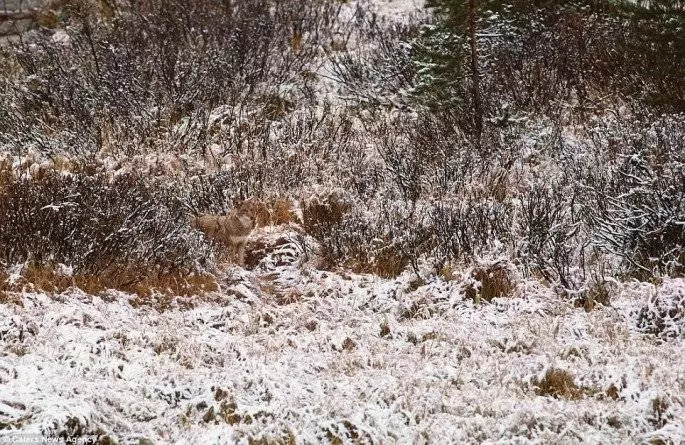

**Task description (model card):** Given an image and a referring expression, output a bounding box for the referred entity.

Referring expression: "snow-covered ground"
[1,228,683,444]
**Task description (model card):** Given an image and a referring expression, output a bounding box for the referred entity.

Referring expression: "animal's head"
[235,197,269,227]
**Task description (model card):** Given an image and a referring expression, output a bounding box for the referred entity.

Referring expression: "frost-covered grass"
[1,231,683,444]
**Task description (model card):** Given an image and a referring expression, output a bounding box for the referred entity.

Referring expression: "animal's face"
[235,198,269,227]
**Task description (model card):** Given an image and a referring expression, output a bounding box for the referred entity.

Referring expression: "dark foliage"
[0,171,211,283]
[0,0,340,156]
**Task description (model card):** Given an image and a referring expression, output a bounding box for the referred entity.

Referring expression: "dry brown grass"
[0,265,97,294]
[533,368,583,400]
[649,396,671,428]
[362,243,409,279]
[269,198,299,226]
[300,194,410,278]
[199,390,296,444]
[258,274,304,306]
[575,279,611,312]
[438,262,459,281]
[246,432,297,445]
[0,263,218,305]
[341,337,357,351]
[465,262,516,303]
[129,273,219,298]
[232,197,298,230]
[400,296,434,320]
[379,321,391,338]
[325,420,371,444]
[341,242,410,279]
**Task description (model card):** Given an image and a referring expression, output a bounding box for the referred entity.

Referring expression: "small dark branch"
[468,0,482,148]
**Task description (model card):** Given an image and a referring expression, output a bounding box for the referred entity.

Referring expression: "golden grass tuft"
[247,431,297,445]
[400,297,433,320]
[533,368,583,400]
[437,262,459,281]
[128,273,220,311]
[238,197,298,229]
[379,321,391,338]
[0,264,84,294]
[341,337,357,351]
[270,198,299,226]
[341,241,410,279]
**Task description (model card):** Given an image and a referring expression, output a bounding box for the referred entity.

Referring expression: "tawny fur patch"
[191,199,264,265]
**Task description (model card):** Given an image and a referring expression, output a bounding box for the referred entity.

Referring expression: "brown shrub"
[302,194,411,277]
[269,198,299,226]
[575,279,611,312]
[301,193,350,238]
[301,193,352,269]
[246,200,271,229]
[341,239,409,279]
[465,262,516,303]
[364,243,409,279]
[243,197,299,229]
[533,368,583,400]
[0,172,212,277]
